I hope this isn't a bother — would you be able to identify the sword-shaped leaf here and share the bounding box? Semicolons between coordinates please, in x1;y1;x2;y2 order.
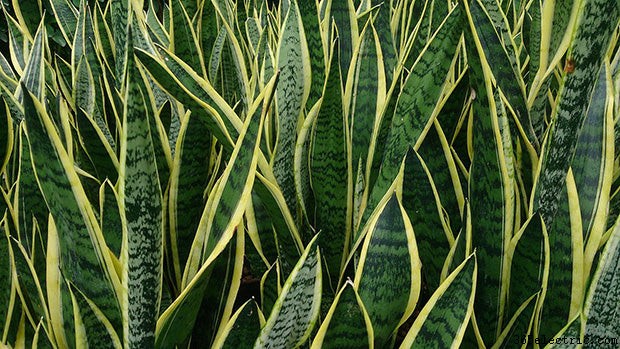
583;220;620;344
464;1;515;340
363;4;462;229
48;0;78;46
118;50;164;348
402;148;452;291
214;299;264;349
356;193;421;347
506;214;548;322
533;0;619;227
311;280;373;349
311;38;349;289
469;0;536;148
168;109;212;285
254;236;322;349
136;46;237;148
170;0;205;77
22;85;123;339
273;0;310;213
399;254;477;348
299;0;325;107
155;78;268;348
15;21;45;103
539;171;583;340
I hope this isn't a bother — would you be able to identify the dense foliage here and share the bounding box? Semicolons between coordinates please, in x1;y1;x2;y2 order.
0;0;619;348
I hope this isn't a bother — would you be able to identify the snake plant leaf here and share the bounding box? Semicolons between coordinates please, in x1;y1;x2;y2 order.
399;253;477;349
21;85;123;338
402;148;452;291
356;193;421;347
48;0;78;47
111;0;130;86
469;0;536;148
273;0;310;214
260;261;281;317
1;99;12;185
583;221;620;344
118;50;163;348
15;20;45;103
156;83;266;348
191;230;245;348
0;219;11;336
253;176;304;276
539;172;582;341
214;299;264;349
168;109;212;285
183;81;271;284
99;181;122;258
2;10;28;75
254;236;322;349
363;4;462;229
573;64;613;275
465;0;519;341
10;236;46;324
311;280;373;349
170;0;205;77
544;315;583;349
350;19;384;187
493;293;539;349
74;59;118;184
135;46;237;148
199;0;218;71
10;0;42;39
298;0;325;107
532;0;619;227
327;0;358;80
68;282;122;348
17;126;48;257
506;214;548;322
419;118;466;236
310;38;349;289
209;27;227;86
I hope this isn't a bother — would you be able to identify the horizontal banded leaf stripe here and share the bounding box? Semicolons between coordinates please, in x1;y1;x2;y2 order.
135;47;237;149
0;220;10;336
465;2;512;340
311;281;373;349
311;39;348;289
533;0;619;227
400;254;477;348
362;4;462;230
170;0;205;76
356;194;421;347
156;83;267;348
21;86;123;338
494;294;539;349
119;50;163;348
254;236;322;349
583;222;620;344
274;0;310;214
506;214;548;321
402;148;451;291
168;110;212;283
216;300;263;349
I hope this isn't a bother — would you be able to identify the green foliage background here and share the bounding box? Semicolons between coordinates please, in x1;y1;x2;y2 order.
0;0;619;348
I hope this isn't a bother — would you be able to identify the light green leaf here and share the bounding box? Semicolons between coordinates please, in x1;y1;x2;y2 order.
254;236;322;349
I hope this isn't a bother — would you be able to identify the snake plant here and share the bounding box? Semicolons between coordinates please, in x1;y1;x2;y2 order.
1;0;619;348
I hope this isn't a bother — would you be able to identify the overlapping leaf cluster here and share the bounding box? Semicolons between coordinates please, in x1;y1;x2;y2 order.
0;0;619;348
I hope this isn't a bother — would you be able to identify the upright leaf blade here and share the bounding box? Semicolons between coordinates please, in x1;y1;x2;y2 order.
119;50;163;348
254;236;322;349
533;0;619;226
